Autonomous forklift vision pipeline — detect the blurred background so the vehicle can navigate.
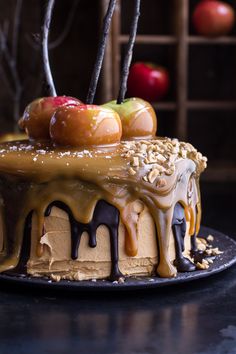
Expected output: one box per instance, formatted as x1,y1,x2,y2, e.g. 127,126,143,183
0,0,235,234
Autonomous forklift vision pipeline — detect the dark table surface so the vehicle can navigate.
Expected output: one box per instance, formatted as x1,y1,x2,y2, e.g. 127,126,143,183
0,182,236,354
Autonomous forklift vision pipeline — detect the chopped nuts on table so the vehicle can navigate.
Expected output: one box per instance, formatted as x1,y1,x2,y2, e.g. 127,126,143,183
207,234,214,242
194,234,223,270
51,274,61,282
196,261,209,270
197,243,206,252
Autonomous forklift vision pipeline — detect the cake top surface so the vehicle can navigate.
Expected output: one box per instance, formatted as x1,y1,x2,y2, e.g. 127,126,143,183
0,137,207,184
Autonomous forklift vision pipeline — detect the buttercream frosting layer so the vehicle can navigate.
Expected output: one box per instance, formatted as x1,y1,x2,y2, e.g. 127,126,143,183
27,206,191,281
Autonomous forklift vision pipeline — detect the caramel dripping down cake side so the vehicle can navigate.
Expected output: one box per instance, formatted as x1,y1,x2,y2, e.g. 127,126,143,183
0,137,208,282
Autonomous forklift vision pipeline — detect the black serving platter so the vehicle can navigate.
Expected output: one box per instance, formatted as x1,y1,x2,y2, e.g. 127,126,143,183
0,226,236,292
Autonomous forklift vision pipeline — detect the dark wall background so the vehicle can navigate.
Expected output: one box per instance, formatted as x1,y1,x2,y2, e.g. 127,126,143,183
0,0,100,132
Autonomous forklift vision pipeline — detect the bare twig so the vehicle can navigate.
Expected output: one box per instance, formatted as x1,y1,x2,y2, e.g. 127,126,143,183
86,0,117,104
117,0,141,104
42,0,57,97
12,0,23,60
0,25,22,127
26,0,79,51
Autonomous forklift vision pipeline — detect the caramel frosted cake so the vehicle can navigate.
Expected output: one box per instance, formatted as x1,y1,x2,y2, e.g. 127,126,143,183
0,0,219,284
0,97,209,282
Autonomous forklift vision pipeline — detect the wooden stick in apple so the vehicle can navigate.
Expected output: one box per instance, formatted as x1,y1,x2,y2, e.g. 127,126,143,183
42,0,57,97
86,0,117,104
117,0,141,104
19,0,82,141
103,0,157,139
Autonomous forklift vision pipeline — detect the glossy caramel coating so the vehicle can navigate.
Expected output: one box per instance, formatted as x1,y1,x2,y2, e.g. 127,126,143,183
50,105,122,147
20,96,81,140
103,98,157,139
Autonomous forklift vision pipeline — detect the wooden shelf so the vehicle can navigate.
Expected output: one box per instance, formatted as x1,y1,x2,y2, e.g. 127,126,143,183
187,101,236,110
119,35,236,46
152,102,177,111
119,35,177,45
152,101,236,111
188,36,236,45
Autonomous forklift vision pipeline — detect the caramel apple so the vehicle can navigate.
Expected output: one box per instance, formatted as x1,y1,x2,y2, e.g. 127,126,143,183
103,97,157,139
50,104,122,146
19,96,82,140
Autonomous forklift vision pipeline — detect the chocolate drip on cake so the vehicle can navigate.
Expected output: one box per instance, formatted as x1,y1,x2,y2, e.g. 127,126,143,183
191,233,198,252
190,204,205,264
92,200,123,281
172,203,196,272
10,211,33,274
45,200,123,281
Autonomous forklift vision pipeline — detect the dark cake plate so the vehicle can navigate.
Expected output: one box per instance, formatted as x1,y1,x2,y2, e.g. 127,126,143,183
0,226,236,292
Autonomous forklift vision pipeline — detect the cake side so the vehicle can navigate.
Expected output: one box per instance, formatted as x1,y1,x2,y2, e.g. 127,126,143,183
26,205,192,281
0,137,207,280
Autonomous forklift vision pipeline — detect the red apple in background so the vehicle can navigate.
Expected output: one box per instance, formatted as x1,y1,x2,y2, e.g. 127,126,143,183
192,1,235,37
19,96,82,140
127,62,170,102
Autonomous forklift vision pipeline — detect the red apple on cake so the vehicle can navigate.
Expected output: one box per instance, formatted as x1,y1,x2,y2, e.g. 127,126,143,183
103,97,157,139
19,96,82,140
50,104,122,146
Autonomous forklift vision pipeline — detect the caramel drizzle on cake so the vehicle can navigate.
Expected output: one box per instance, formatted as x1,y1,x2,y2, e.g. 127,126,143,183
0,137,207,279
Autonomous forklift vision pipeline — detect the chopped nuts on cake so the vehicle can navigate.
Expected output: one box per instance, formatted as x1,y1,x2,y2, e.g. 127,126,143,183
122,138,207,182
